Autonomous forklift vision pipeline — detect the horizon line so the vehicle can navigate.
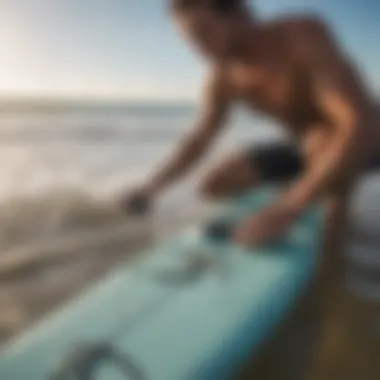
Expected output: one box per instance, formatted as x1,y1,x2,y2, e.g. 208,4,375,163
0,94,198,107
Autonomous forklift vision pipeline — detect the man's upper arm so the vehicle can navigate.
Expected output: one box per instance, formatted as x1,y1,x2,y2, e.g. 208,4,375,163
196,67,231,134
305,19,368,127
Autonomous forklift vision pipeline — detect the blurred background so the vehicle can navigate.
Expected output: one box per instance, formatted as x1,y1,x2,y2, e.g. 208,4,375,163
0,0,379,347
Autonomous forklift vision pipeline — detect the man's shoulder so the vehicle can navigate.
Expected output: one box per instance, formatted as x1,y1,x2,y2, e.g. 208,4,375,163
267,14,333,46
266,13,340,63
268,13,329,32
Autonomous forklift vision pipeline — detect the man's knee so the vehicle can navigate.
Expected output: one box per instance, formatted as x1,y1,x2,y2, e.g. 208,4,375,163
198,152,258,200
198,167,246,199
198,171,223,199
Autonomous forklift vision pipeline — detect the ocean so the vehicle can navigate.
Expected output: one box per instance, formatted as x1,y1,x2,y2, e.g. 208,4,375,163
0,103,284,345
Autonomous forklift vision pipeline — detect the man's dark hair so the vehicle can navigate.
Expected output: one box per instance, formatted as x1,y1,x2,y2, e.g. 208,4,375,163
171,0,243,14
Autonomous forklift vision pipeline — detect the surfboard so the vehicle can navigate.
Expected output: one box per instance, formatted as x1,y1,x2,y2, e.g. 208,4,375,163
0,187,323,380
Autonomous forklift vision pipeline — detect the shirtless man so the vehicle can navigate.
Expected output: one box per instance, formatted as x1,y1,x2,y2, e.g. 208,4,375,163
123,0,380,378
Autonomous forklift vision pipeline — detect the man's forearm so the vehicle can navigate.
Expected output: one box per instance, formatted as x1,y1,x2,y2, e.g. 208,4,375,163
279,124,361,210
146,125,218,195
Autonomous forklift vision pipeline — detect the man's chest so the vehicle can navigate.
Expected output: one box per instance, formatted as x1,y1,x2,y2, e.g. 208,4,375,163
228,62,319,127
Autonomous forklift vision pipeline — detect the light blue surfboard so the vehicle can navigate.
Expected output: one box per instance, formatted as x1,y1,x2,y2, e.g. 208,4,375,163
0,187,324,380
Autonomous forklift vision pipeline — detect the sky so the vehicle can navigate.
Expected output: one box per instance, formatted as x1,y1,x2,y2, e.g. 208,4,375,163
0,0,379,101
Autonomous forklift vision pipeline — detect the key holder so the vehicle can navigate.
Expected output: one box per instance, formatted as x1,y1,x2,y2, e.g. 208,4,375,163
153,219,235,286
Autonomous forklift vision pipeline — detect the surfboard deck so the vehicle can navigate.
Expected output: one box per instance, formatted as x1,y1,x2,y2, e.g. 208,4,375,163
0,187,323,380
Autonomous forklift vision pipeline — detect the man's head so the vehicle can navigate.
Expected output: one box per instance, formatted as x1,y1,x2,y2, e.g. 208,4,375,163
170,0,253,61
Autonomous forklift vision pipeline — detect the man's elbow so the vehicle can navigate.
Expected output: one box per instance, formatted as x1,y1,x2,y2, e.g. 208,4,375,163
332,116,366,167
335,104,366,140
339,121,363,151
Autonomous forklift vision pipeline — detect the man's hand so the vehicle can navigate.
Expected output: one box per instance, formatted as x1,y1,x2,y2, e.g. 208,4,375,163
234,203,301,247
119,186,153,216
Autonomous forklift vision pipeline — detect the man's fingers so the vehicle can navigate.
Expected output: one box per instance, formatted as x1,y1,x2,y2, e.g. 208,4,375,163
118,190,151,216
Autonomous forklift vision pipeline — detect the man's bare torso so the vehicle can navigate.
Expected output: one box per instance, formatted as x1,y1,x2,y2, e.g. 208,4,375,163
215,16,379,168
